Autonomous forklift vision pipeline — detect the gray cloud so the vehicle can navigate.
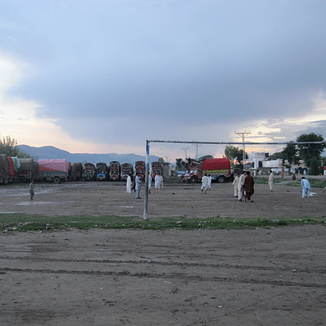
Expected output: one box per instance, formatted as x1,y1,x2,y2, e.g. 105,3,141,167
1,0,326,145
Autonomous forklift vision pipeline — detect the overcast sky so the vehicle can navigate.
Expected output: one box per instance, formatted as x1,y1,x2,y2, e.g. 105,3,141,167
0,0,326,159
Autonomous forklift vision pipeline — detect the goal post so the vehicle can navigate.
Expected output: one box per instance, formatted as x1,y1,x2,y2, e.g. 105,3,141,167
143,139,326,219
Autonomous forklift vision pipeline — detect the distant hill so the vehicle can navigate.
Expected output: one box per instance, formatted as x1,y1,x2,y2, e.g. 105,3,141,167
18,145,160,164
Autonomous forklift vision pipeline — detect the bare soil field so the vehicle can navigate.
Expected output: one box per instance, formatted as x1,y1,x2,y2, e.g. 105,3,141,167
0,182,326,218
0,181,325,218
0,226,325,325
0,182,325,325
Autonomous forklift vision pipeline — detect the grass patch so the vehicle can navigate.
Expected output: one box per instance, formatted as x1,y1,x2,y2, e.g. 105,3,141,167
0,214,325,232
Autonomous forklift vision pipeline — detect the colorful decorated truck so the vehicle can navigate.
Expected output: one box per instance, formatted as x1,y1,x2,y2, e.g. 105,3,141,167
109,161,121,181
96,162,108,181
121,163,133,181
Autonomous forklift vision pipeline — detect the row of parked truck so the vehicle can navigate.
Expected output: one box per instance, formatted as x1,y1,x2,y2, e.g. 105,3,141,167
0,155,164,184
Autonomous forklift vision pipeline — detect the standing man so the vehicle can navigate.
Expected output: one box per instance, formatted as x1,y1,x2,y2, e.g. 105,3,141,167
238,171,246,201
135,174,142,199
301,177,311,198
29,180,35,200
243,171,255,202
201,174,209,194
126,174,132,193
233,172,240,198
207,174,212,190
154,173,163,192
268,170,274,192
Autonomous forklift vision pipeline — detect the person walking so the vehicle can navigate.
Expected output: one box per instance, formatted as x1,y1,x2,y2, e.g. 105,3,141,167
135,174,142,199
238,171,246,201
126,175,132,193
268,170,274,192
243,171,255,202
301,177,311,198
154,173,163,192
233,172,240,198
29,180,35,200
201,174,209,194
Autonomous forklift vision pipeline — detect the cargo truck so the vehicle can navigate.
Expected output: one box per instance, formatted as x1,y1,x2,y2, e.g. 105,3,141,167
71,162,83,181
82,163,96,181
135,161,145,180
17,158,37,183
96,162,108,181
37,159,69,183
183,158,232,183
151,161,163,177
0,154,9,184
109,161,121,181
121,163,133,181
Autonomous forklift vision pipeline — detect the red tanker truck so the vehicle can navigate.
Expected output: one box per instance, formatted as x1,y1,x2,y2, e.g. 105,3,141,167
183,158,232,183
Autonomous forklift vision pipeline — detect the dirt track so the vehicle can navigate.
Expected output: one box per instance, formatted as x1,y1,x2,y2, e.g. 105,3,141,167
0,226,325,325
0,181,325,218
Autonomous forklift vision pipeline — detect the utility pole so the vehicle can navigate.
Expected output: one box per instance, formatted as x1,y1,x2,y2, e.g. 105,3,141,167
182,147,189,159
235,131,251,165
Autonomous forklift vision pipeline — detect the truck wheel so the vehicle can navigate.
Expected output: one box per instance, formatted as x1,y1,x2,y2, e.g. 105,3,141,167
53,176,61,184
217,176,225,183
190,176,197,183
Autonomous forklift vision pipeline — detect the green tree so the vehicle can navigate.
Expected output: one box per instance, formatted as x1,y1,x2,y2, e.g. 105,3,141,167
296,133,325,170
0,136,30,157
282,142,298,164
224,145,247,161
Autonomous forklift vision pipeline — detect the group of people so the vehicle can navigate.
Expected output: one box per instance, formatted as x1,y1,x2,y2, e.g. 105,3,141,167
232,171,255,202
126,173,163,199
200,174,212,193
233,169,312,200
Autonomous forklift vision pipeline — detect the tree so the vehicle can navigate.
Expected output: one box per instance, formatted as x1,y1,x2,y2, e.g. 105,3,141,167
296,133,325,169
224,145,248,161
282,142,298,164
0,136,30,157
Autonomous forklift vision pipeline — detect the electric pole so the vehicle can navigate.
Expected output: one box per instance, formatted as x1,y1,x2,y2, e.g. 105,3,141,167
235,131,251,165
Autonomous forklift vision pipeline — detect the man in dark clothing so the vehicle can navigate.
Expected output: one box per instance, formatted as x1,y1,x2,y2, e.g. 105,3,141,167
243,171,255,202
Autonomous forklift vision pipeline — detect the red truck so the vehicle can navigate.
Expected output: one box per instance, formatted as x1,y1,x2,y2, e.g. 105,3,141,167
183,158,232,183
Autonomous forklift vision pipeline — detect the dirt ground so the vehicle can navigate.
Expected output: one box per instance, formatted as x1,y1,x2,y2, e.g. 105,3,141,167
0,182,325,325
0,226,325,326
0,181,325,218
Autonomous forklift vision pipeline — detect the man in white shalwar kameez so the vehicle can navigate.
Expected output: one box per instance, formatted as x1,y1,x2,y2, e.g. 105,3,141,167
268,170,274,192
126,175,132,193
135,174,142,199
238,171,246,201
201,174,209,194
207,174,212,190
232,172,240,198
154,174,163,191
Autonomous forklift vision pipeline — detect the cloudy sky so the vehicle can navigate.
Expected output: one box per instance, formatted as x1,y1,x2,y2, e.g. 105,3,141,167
0,0,326,159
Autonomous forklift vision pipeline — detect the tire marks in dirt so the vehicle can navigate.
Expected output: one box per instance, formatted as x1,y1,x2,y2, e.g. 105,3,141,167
0,255,324,274
0,267,325,289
